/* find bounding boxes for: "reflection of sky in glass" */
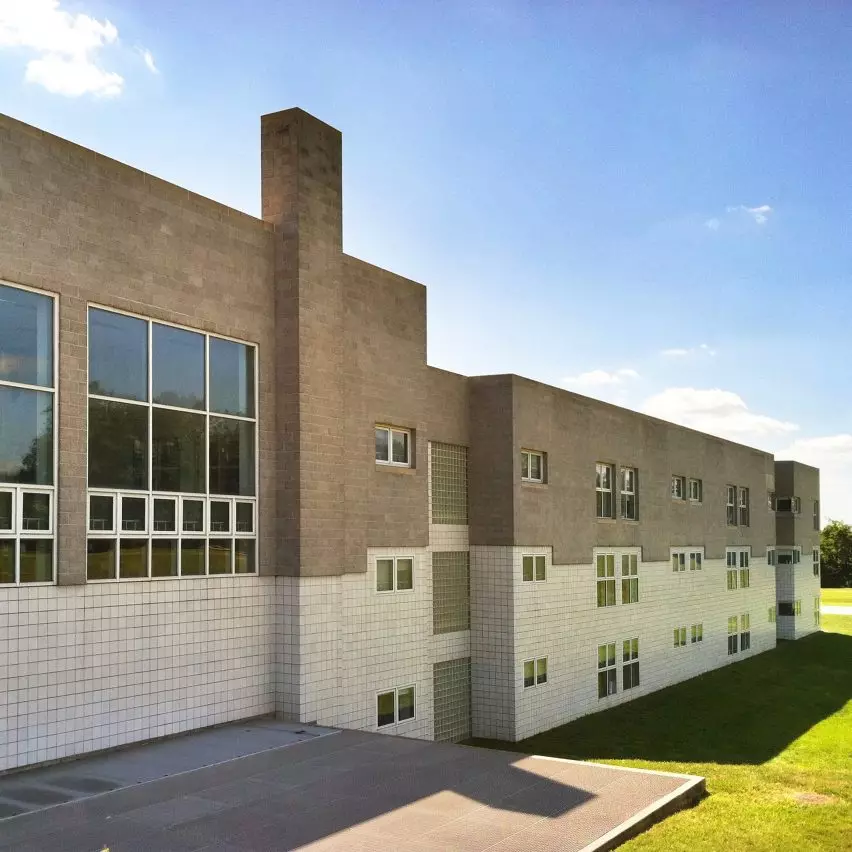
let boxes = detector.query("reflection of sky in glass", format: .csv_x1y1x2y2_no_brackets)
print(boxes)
0,387,52,484
210,338,254,417
89,309,147,400
153,324,205,410
0,284,53,388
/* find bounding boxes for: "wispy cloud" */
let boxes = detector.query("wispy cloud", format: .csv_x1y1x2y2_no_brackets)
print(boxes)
137,46,157,74
642,387,798,440
660,343,716,358
0,0,123,97
704,218,720,230
727,204,773,225
705,204,773,231
563,368,640,388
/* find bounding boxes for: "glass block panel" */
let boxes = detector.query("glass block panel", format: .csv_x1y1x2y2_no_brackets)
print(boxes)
432,551,470,634
430,443,468,524
19,539,52,582
432,657,471,743
87,539,116,580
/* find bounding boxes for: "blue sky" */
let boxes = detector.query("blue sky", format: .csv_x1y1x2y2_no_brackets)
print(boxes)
1,1,850,520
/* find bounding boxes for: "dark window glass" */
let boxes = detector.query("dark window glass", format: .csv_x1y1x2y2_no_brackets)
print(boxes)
88,399,147,489
375,428,389,462
778,601,795,616
89,495,114,532
119,540,148,579
121,496,146,532
235,502,253,533
152,408,205,493
22,493,50,531
235,539,255,574
0,492,11,530
209,338,255,417
209,417,255,495
181,539,205,575
210,501,230,532
377,692,395,727
87,539,116,580
0,387,53,485
153,498,176,532
208,540,232,574
0,539,15,583
151,540,178,577
19,539,52,582
152,324,205,410
182,499,204,532
397,687,415,721
88,309,147,401
0,284,53,387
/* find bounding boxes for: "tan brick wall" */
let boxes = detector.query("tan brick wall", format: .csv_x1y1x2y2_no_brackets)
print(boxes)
0,113,276,584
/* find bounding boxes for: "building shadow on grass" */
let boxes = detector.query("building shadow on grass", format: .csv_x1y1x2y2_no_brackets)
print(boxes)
470,632,852,767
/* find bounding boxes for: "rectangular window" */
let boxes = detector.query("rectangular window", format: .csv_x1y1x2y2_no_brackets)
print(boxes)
521,449,545,483
87,309,258,581
740,557,750,587
814,500,820,531
376,556,414,592
792,548,801,565
621,553,639,604
430,442,468,524
726,485,737,526
740,612,751,651
622,638,639,690
813,547,820,577
738,487,750,526
778,601,794,617
377,686,415,727
596,554,616,607
767,547,776,566
672,551,686,573
597,643,617,698
688,478,702,502
595,463,614,518
0,282,56,585
691,623,703,643
522,554,547,582
814,596,820,627
776,497,791,512
620,467,637,520
522,657,548,688
792,496,801,514
769,605,776,623
689,551,702,571
728,616,739,655
795,599,802,616
673,626,687,647
671,475,685,500
376,426,411,467
768,491,777,511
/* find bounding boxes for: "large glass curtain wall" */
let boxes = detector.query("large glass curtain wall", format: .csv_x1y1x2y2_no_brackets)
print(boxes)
0,282,55,585
86,307,258,580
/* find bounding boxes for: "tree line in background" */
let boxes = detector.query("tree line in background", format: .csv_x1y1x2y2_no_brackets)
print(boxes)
820,520,852,587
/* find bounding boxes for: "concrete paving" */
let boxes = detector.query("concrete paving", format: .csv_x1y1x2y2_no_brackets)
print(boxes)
0,720,704,852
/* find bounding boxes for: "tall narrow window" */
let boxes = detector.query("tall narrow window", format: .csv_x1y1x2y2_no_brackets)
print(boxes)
814,501,820,531
726,551,738,590
621,553,639,603
688,478,703,502
739,550,750,588
813,547,820,577
673,626,687,647
740,613,751,650
596,554,616,607
727,616,739,655
726,485,737,526
622,639,639,689
597,643,617,698
738,487,750,526
620,467,637,520
0,283,56,585
87,309,258,580
596,463,614,518
671,475,685,500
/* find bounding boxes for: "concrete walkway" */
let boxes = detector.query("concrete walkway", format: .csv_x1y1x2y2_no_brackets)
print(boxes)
0,720,704,852
822,604,852,615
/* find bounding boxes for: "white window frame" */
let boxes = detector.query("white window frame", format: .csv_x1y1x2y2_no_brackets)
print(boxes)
671,475,685,500
595,553,616,607
376,685,416,728
728,616,739,655
522,554,547,583
620,467,637,520
521,449,545,483
597,642,617,699
688,478,702,502
671,550,686,573
523,657,548,689
813,547,820,577
726,485,737,526
86,305,259,581
375,425,411,467
673,626,687,647
740,612,751,651
767,547,776,566
738,487,750,527
691,623,703,643
622,638,639,690
595,463,614,518
620,553,639,604
689,550,703,571
0,281,58,586
375,555,415,594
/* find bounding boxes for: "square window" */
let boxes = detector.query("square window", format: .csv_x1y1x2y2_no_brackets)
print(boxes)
672,552,686,572
522,450,544,483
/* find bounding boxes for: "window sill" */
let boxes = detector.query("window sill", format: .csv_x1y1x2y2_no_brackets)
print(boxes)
520,480,547,487
375,464,417,475
595,517,617,524
620,519,639,525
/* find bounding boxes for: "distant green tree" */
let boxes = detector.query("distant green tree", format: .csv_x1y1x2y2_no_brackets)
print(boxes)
820,520,852,587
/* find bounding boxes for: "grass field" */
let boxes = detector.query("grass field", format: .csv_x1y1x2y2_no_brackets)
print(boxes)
822,587,852,607
470,620,852,851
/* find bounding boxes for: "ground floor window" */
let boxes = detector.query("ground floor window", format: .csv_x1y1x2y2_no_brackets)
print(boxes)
727,616,739,655
597,643,617,698
377,686,415,727
523,657,548,688
768,605,777,623
691,623,703,643
740,613,751,650
622,638,639,689
673,626,687,647
0,487,55,585
814,597,820,627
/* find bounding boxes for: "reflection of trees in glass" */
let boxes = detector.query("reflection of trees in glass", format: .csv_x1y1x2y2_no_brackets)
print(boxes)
209,418,255,496
88,399,147,490
152,409,205,492
1,394,52,485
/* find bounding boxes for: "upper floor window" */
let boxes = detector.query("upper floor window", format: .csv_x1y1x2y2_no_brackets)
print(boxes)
596,463,614,518
768,491,776,511
86,308,257,580
0,282,56,586
597,643,617,698
728,616,739,655
688,478,703,502
726,485,737,526
814,500,820,531
522,554,546,582
620,467,637,520
376,426,411,467
521,449,545,483
377,556,414,592
377,685,415,727
621,553,639,603
813,547,820,577
738,487,750,526
776,496,801,513
622,639,639,690
776,547,801,566
596,554,616,607
671,475,686,500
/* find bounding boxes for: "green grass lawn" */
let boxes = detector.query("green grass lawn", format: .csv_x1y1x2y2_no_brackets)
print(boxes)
822,587,852,607
470,622,852,851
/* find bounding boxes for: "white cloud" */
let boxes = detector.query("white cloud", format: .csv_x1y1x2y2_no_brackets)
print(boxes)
704,218,720,230
563,368,640,388
660,343,716,357
138,46,157,74
726,204,773,225
642,387,798,441
777,435,852,524
0,0,124,97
